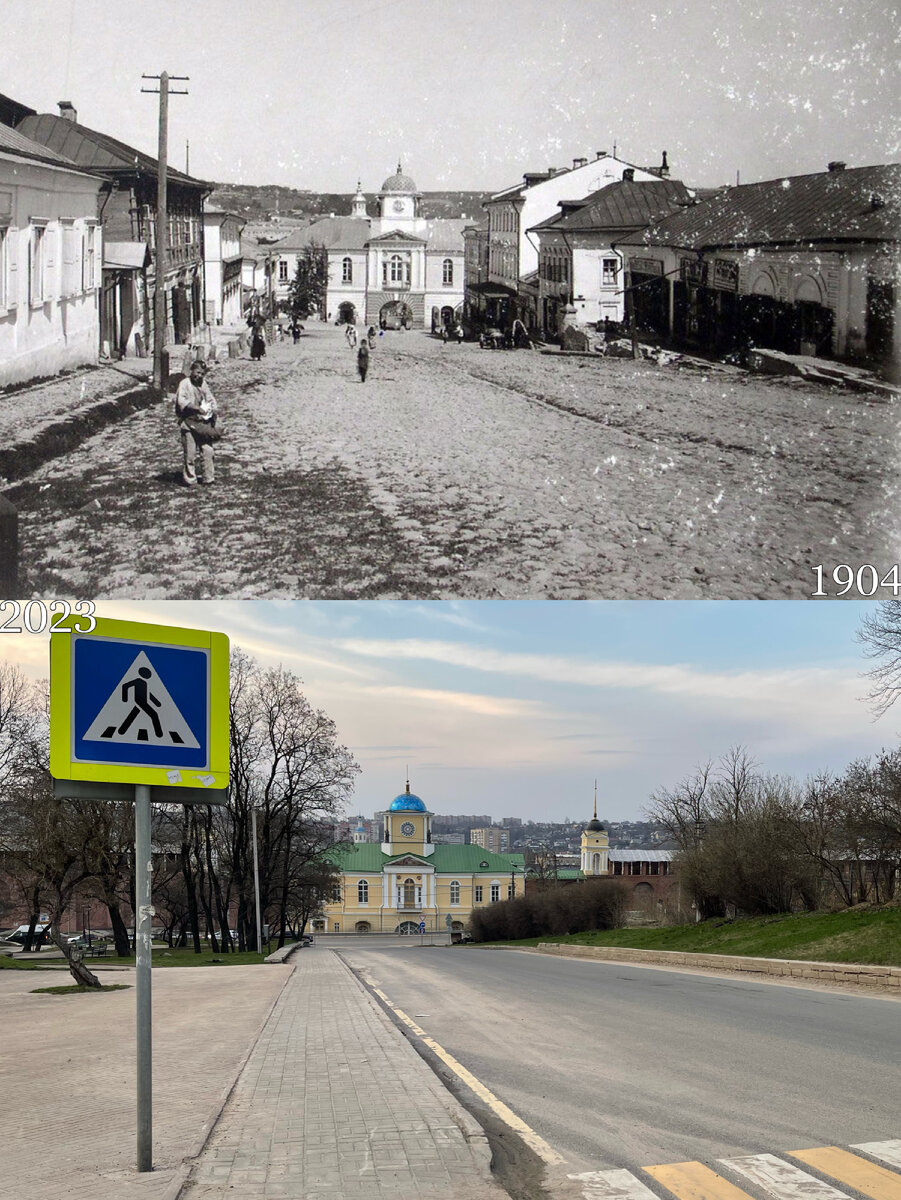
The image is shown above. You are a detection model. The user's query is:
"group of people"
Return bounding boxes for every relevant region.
[441,321,464,344]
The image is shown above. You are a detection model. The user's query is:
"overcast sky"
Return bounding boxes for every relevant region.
[3,1,898,192]
[4,600,897,824]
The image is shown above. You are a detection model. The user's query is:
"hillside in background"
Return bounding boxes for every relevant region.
[207,183,490,223]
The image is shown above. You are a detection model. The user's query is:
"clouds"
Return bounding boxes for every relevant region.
[0,599,886,819]
[333,635,863,739]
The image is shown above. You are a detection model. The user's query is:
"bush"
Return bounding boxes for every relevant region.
[469,880,623,942]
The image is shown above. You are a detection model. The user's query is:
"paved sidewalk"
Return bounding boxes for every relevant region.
[0,961,289,1200]
[180,948,506,1200]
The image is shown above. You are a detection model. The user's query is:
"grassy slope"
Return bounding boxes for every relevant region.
[498,907,901,967]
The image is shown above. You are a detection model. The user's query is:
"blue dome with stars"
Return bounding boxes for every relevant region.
[389,781,427,812]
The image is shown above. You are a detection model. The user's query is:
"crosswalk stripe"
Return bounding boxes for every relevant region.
[566,1167,662,1200]
[719,1153,852,1200]
[644,1160,754,1200]
[789,1147,901,1200]
[852,1144,901,1172]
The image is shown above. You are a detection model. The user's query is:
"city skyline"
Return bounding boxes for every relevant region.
[3,599,895,823]
[3,0,897,193]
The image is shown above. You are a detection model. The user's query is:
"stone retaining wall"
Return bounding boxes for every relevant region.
[535,942,901,989]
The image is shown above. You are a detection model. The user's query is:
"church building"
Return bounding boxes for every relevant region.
[314,782,523,934]
[271,165,466,331]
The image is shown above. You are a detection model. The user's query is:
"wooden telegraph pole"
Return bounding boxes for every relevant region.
[141,73,189,391]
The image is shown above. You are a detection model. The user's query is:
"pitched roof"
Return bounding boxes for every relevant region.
[274,217,371,251]
[0,122,95,172]
[422,218,467,253]
[529,179,694,234]
[16,112,210,188]
[327,843,525,874]
[621,164,901,250]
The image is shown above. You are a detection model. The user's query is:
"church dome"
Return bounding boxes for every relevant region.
[380,162,418,193]
[389,780,427,812]
[389,791,426,812]
[586,818,605,832]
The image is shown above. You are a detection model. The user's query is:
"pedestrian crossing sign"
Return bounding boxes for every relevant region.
[50,617,229,789]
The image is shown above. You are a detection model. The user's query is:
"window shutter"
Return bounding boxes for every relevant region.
[44,227,56,298]
[63,224,77,295]
[6,229,17,307]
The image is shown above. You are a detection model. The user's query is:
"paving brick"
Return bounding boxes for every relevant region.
[179,949,506,1198]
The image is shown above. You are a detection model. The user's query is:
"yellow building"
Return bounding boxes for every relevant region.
[315,782,524,934]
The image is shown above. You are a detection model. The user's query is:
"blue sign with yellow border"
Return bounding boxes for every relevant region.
[50,617,229,789]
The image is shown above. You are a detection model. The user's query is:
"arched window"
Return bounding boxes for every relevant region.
[358,879,369,904]
[591,852,600,873]
[342,256,353,283]
[390,254,405,283]
[449,880,460,904]
[402,877,417,907]
[442,258,454,285]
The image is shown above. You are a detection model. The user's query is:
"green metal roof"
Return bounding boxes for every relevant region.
[327,843,524,874]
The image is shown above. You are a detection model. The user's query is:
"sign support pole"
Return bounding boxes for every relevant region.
[135,783,153,1171]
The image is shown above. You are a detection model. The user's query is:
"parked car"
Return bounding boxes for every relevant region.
[3,924,52,947]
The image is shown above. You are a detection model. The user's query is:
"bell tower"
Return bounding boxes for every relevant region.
[351,179,368,219]
[381,779,434,856]
[580,782,609,876]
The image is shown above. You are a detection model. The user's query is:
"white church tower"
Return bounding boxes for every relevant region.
[580,782,609,876]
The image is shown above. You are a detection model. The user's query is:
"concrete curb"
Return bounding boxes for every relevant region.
[165,961,296,1200]
[533,942,901,989]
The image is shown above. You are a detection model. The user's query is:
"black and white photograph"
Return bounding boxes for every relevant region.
[0,0,898,598]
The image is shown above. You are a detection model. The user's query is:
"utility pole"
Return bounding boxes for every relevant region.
[141,72,189,391]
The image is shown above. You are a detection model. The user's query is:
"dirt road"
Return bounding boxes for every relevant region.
[9,325,899,598]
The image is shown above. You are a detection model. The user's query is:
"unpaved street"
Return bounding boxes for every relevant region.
[9,325,899,598]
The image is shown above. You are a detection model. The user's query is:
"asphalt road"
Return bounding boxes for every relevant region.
[336,944,900,1176]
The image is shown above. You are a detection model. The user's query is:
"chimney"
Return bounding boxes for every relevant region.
[659,150,670,178]
[622,168,635,182]
[58,100,77,122]
[827,160,846,172]
[572,156,588,170]
[596,150,607,159]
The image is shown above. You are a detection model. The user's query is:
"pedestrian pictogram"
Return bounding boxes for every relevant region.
[83,651,200,749]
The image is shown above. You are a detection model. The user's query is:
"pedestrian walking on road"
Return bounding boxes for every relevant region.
[345,323,358,349]
[357,339,370,382]
[367,325,377,348]
[175,359,219,486]
[248,314,266,360]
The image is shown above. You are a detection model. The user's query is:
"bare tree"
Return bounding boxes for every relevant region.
[858,599,901,717]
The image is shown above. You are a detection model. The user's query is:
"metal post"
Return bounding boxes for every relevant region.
[135,784,153,1171]
[251,806,262,955]
[153,73,169,391]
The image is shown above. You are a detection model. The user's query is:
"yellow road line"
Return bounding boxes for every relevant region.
[644,1160,755,1200]
[789,1147,901,1200]
[368,983,565,1166]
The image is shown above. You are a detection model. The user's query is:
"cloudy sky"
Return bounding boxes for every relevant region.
[3,0,898,192]
[3,599,896,823]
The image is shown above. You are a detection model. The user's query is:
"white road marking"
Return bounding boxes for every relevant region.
[852,1144,901,1171]
[367,982,565,1165]
[719,1153,852,1200]
[567,1167,662,1200]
